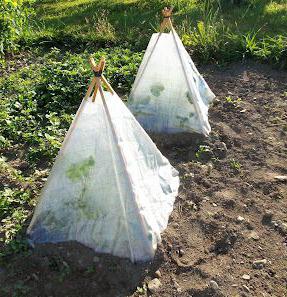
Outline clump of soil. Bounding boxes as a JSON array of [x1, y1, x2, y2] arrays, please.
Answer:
[[1, 62, 287, 297]]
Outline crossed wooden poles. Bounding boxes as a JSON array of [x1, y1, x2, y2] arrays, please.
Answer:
[[160, 7, 173, 32], [84, 57, 114, 102]]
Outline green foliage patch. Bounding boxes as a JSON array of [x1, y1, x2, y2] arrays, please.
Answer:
[[0, 47, 143, 166]]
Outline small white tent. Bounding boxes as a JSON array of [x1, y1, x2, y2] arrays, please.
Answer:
[[27, 58, 179, 262], [128, 8, 215, 136]]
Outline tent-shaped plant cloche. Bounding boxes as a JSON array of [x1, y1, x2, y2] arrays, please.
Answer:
[[27, 57, 179, 263], [128, 7, 215, 136]]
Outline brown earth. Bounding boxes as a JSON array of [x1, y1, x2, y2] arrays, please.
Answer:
[[0, 61, 287, 297]]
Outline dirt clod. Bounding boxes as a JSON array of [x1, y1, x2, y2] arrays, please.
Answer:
[[210, 230, 238, 254], [147, 278, 162, 293]]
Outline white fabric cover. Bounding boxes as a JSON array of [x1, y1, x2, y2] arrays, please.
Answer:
[[27, 91, 179, 262], [128, 30, 215, 136]]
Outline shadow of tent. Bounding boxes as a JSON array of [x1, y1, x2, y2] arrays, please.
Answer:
[[36, 1, 160, 29], [1, 216, 163, 297], [150, 132, 208, 164]]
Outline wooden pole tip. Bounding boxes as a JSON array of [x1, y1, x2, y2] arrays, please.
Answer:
[[89, 56, 106, 73], [162, 7, 173, 18]]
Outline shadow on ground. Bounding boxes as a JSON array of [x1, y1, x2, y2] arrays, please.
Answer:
[[1, 239, 163, 297]]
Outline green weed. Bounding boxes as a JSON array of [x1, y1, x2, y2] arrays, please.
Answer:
[[195, 145, 211, 160], [225, 96, 242, 107], [58, 261, 71, 282], [136, 284, 147, 295], [230, 159, 242, 171]]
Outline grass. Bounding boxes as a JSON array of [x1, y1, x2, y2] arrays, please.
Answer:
[[21, 0, 287, 64], [31, 0, 287, 40]]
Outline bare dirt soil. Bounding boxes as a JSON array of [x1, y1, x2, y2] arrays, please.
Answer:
[[1, 62, 287, 297]]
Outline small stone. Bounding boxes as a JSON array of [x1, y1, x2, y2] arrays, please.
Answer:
[[242, 285, 250, 292], [179, 249, 185, 257], [274, 175, 287, 182], [207, 163, 213, 174], [148, 278, 162, 293], [248, 231, 260, 241], [209, 280, 219, 290], [155, 270, 162, 278], [214, 141, 228, 159], [279, 222, 287, 235], [173, 279, 181, 292], [237, 216, 245, 223], [252, 259, 267, 269], [242, 274, 251, 280], [212, 203, 218, 207], [32, 273, 39, 281]]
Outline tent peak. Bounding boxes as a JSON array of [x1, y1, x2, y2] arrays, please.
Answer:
[[160, 7, 173, 32], [85, 56, 114, 102]]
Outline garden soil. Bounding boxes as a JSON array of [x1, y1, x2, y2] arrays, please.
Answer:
[[0, 61, 286, 297]]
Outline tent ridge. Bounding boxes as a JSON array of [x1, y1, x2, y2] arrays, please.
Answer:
[[98, 85, 135, 262], [170, 28, 208, 134], [99, 85, 152, 262], [130, 33, 162, 99]]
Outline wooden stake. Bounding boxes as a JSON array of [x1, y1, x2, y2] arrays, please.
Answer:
[[101, 75, 114, 94], [84, 77, 96, 100], [92, 83, 99, 102], [160, 7, 173, 32]]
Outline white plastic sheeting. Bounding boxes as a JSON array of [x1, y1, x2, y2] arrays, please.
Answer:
[[128, 30, 215, 136], [27, 90, 179, 262]]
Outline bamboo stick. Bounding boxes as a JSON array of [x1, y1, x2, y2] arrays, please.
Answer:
[[84, 77, 96, 100], [101, 75, 114, 94]]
